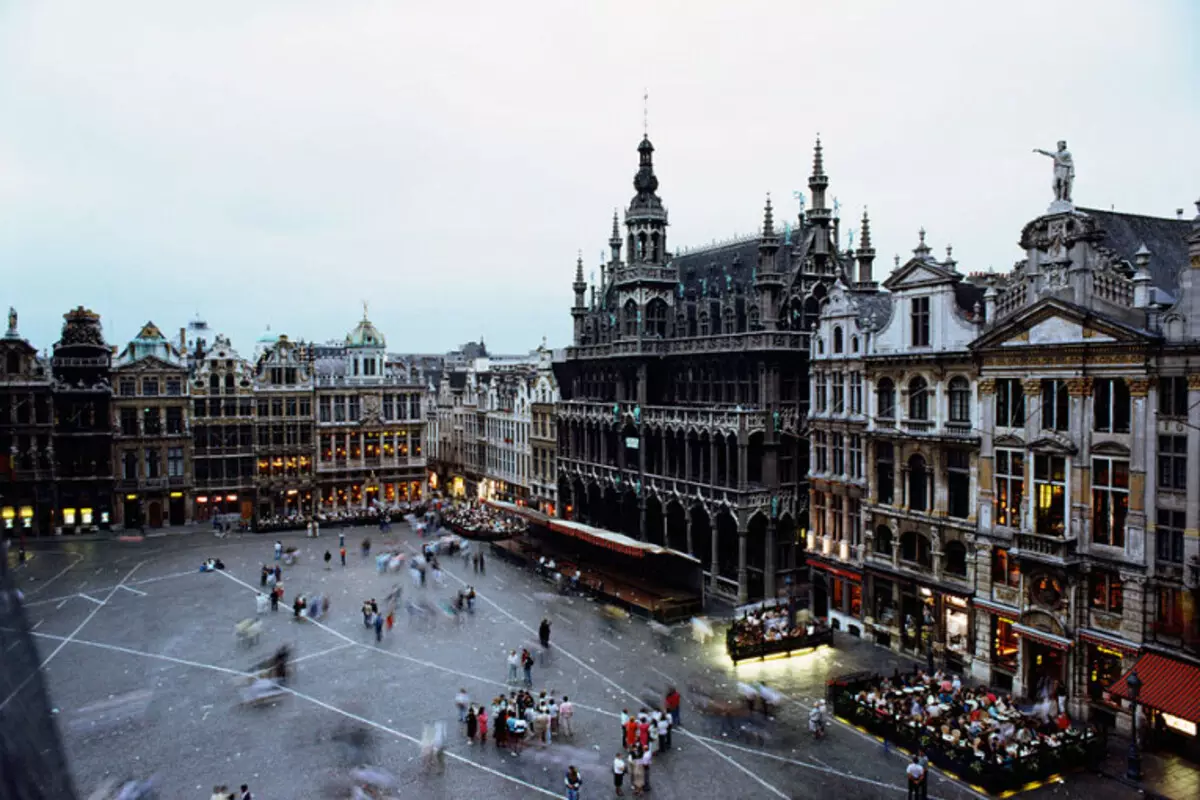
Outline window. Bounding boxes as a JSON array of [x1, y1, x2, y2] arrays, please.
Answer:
[[193, 399, 205, 418], [1041, 379, 1069, 431], [143, 378, 159, 396], [907, 453, 929, 512], [908, 377, 929, 420], [319, 397, 331, 423], [874, 526, 893, 556], [944, 540, 967, 576], [1156, 587, 1184, 636], [947, 449, 970, 519], [239, 398, 252, 416], [383, 395, 395, 420], [850, 372, 863, 414], [813, 431, 827, 473], [1158, 435, 1187, 491], [996, 379, 1025, 428], [145, 448, 160, 478], [831, 495, 843, 541], [911, 297, 930, 347], [1158, 376, 1188, 418], [948, 377, 971, 423], [994, 449, 1023, 527], [876, 378, 896, 419], [271, 398, 283, 418], [299, 398, 311, 417], [286, 398, 297, 417], [833, 326, 843, 353], [848, 498, 861, 547], [1034, 454, 1067, 536], [166, 378, 182, 396], [122, 451, 138, 480], [166, 407, 183, 435], [119, 378, 137, 396], [1156, 508, 1185, 564], [900, 531, 932, 567], [831, 433, 844, 475], [120, 408, 138, 436], [814, 373, 828, 413], [167, 447, 184, 477], [832, 373, 845, 414], [1092, 456, 1129, 547], [1090, 571, 1124, 614], [334, 397, 346, 422], [142, 408, 161, 436], [849, 434, 863, 479], [876, 442, 894, 505], [992, 548, 1020, 588], [812, 491, 826, 537], [1094, 378, 1131, 433]]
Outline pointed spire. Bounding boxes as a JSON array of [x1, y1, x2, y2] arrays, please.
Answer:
[[812, 134, 825, 178], [762, 194, 775, 237], [611, 209, 620, 241], [859, 207, 873, 250], [914, 227, 932, 259], [574, 250, 585, 283]]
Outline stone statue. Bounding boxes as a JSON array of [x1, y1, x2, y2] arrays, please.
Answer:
[[7, 307, 15, 334], [1033, 141, 1075, 204]]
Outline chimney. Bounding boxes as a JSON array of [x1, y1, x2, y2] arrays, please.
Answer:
[[179, 327, 187, 354], [1133, 244, 1153, 308]]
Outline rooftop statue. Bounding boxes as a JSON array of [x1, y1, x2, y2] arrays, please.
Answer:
[[1033, 140, 1075, 206]]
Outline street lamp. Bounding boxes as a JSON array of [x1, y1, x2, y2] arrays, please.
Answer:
[[1126, 669, 1143, 781]]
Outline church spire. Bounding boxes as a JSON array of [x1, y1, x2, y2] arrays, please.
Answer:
[[855, 207, 877, 287], [609, 208, 622, 264], [762, 194, 775, 238], [571, 251, 588, 344]]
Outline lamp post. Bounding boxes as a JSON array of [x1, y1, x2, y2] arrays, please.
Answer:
[[1126, 669, 1143, 781]]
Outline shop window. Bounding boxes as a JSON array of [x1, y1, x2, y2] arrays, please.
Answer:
[[1157, 435, 1187, 491], [849, 584, 862, 617], [996, 379, 1025, 428], [1041, 379, 1069, 431], [1156, 508, 1185, 564], [992, 548, 1020, 588], [1093, 378, 1131, 433], [1157, 376, 1188, 418], [1089, 571, 1124, 614], [944, 600, 970, 654], [1034, 454, 1067, 536], [1092, 456, 1128, 547], [1088, 645, 1123, 703], [874, 580, 895, 624], [947, 449, 970, 519], [876, 378, 896, 419], [944, 540, 968, 576], [874, 525, 893, 556], [992, 617, 1018, 671], [994, 448, 1024, 527]]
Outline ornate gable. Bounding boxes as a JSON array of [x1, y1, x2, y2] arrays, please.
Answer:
[[972, 297, 1156, 351], [882, 259, 959, 291]]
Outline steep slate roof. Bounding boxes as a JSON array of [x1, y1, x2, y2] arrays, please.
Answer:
[[1078, 207, 1190, 293], [953, 282, 986, 317], [855, 292, 893, 332]]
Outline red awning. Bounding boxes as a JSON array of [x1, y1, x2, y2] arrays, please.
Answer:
[[1108, 652, 1200, 724], [1078, 628, 1140, 655], [546, 519, 645, 558], [1012, 623, 1073, 651], [808, 559, 861, 583]]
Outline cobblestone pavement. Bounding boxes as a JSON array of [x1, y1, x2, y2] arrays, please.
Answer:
[[6, 525, 1193, 799]]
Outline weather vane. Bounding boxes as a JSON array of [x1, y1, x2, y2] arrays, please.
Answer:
[[643, 89, 649, 137]]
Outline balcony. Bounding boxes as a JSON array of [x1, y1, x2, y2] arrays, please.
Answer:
[[1013, 532, 1079, 565]]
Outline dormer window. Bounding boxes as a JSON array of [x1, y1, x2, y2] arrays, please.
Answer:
[[833, 326, 843, 354], [910, 297, 930, 347]]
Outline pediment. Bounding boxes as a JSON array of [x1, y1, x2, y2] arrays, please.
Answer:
[[1027, 433, 1077, 455], [117, 355, 181, 372], [973, 298, 1155, 351], [882, 260, 958, 290], [995, 433, 1026, 448], [1091, 441, 1130, 457]]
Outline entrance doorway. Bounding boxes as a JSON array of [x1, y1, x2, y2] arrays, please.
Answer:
[[1025, 641, 1067, 698], [147, 501, 163, 528], [811, 572, 828, 618], [169, 497, 185, 526], [123, 498, 141, 529]]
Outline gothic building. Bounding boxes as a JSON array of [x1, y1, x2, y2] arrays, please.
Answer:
[[314, 314, 427, 511], [555, 134, 848, 603], [50, 307, 115, 532], [190, 335, 256, 521], [112, 322, 191, 528], [252, 334, 315, 518], [0, 309, 54, 536]]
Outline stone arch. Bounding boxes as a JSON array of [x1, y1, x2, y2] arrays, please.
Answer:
[[644, 494, 664, 546], [690, 505, 712, 569], [715, 506, 738, 583], [746, 511, 769, 600], [620, 489, 640, 539], [666, 499, 688, 553]]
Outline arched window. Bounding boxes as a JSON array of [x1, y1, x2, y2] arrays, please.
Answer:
[[908, 453, 929, 512], [945, 540, 968, 576], [637, 232, 648, 261], [748, 306, 760, 330], [816, 338, 824, 355], [833, 326, 844, 353], [948, 377, 971, 423], [908, 376, 929, 420], [209, 374, 220, 392], [851, 335, 860, 353], [623, 300, 639, 337], [876, 378, 896, 419], [900, 531, 933, 568], [646, 299, 668, 338], [875, 525, 894, 556]]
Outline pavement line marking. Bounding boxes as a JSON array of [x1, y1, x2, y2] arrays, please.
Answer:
[[23, 628, 560, 797], [119, 585, 148, 597], [649, 665, 675, 683], [291, 643, 354, 664], [520, 592, 535, 602], [32, 619, 43, 630], [23, 553, 84, 596], [419, 540, 791, 800], [78, 594, 106, 606], [56, 598, 71, 610], [23, 569, 201, 608], [553, 612, 573, 624], [0, 560, 143, 712], [599, 638, 621, 651]]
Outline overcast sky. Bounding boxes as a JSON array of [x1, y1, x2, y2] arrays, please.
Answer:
[[1, 1, 1197, 356]]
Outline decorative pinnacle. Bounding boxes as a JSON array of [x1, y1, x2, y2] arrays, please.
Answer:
[[762, 193, 775, 236], [812, 135, 825, 178], [894, 254, 901, 268], [919, 227, 926, 245], [859, 207, 873, 250], [610, 209, 620, 241], [574, 251, 585, 283], [946, 245, 954, 260]]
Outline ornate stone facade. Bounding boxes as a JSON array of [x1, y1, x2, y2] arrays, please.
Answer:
[[0, 310, 54, 535], [252, 335, 315, 518]]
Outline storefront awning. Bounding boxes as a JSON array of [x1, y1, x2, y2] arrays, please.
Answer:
[[487, 501, 699, 562], [1078, 628, 1140, 656], [1108, 651, 1200, 724], [1012, 623, 1073, 651], [972, 597, 1021, 619], [806, 557, 862, 583]]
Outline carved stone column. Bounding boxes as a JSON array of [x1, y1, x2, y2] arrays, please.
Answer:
[[1127, 378, 1151, 561], [977, 378, 997, 530], [737, 521, 749, 604], [1021, 378, 1043, 437], [1187, 375, 1200, 539], [1067, 377, 1094, 541]]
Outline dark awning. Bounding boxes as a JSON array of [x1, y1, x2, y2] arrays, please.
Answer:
[[1107, 651, 1200, 724]]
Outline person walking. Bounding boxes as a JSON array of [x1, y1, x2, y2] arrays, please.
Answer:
[[639, 744, 653, 793], [559, 695, 575, 739], [917, 749, 930, 800], [456, 689, 470, 723], [269, 587, 279, 612], [539, 618, 552, 649], [306, 520, 314, 538], [477, 705, 488, 745], [630, 746, 646, 797], [522, 648, 535, 687], [478, 551, 485, 575], [507, 650, 520, 684], [664, 687, 681, 728], [339, 531, 345, 548], [373, 611, 384, 643], [466, 706, 478, 744], [238, 785, 252, 800], [612, 751, 628, 796], [260, 565, 269, 587], [906, 755, 925, 800], [274, 540, 282, 561], [273, 565, 281, 583], [340, 546, 346, 566], [324, 550, 332, 569], [565, 765, 582, 800]]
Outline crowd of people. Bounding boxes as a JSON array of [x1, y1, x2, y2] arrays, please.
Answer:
[[728, 602, 822, 647], [612, 702, 676, 796], [443, 502, 527, 537], [848, 668, 1097, 771]]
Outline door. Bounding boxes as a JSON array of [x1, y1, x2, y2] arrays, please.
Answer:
[[123, 498, 141, 529], [147, 502, 163, 528], [169, 497, 185, 526]]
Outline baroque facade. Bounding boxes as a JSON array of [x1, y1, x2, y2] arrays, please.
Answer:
[[112, 322, 191, 528], [555, 134, 849, 603], [0, 309, 54, 535], [190, 335, 256, 521], [252, 334, 315, 518], [811, 160, 1200, 738]]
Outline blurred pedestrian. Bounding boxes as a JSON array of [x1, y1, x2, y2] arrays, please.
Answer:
[[340, 546, 346, 566], [324, 550, 332, 569], [373, 611, 384, 642]]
